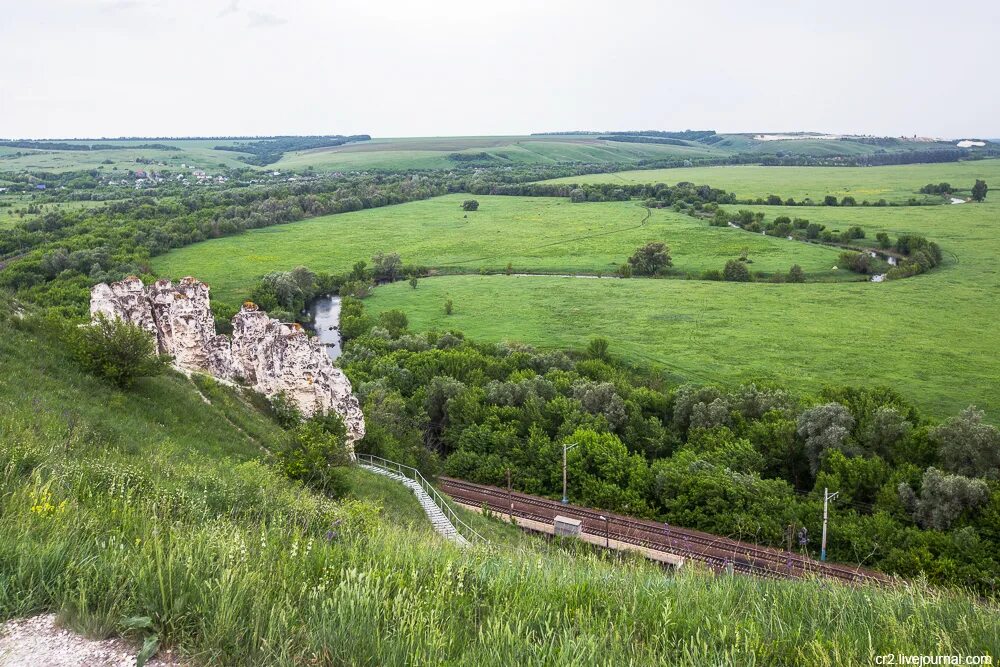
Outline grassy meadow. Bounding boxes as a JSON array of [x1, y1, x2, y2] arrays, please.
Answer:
[[154, 194, 850, 303], [1, 303, 997, 665], [542, 160, 1000, 202]]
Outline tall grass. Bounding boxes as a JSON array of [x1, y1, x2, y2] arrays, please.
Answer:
[[1, 311, 997, 665]]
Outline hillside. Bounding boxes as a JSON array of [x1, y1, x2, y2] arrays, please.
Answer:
[[2, 132, 994, 174], [0, 298, 997, 665]]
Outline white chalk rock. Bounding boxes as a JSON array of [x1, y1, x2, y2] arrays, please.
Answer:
[[89, 277, 365, 449]]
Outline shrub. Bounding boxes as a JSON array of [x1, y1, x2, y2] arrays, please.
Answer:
[[586, 337, 610, 361], [377, 309, 409, 337], [277, 414, 351, 495], [787, 265, 805, 283], [270, 391, 303, 428], [722, 259, 751, 282], [444, 298, 454, 315], [68, 314, 168, 388], [462, 199, 480, 211]]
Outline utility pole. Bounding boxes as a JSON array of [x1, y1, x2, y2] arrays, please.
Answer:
[[561, 442, 578, 504], [600, 515, 609, 548], [506, 467, 513, 521], [821, 487, 839, 562]]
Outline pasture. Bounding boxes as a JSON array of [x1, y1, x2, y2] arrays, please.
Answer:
[[541, 160, 1000, 202], [152, 161, 1000, 418], [153, 194, 850, 303]]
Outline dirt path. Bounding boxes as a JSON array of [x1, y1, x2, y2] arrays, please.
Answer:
[[0, 615, 183, 667]]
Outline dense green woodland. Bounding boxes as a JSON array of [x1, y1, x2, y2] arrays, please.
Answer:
[[324, 296, 1000, 593]]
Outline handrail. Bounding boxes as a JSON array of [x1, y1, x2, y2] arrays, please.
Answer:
[[356, 453, 488, 546]]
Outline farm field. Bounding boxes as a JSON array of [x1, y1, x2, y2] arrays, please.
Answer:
[[541, 160, 1000, 202], [153, 194, 852, 304], [270, 135, 728, 172]]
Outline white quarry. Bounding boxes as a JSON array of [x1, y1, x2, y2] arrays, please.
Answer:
[[90, 276, 365, 448]]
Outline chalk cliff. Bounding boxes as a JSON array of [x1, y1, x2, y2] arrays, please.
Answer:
[[90, 277, 365, 448]]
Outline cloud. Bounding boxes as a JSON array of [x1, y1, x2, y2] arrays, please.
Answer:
[[247, 10, 286, 27], [217, 0, 239, 17]]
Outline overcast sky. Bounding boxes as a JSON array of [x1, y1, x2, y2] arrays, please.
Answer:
[[2, 0, 997, 139]]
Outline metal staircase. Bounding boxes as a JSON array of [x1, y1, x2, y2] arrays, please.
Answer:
[[356, 454, 486, 547]]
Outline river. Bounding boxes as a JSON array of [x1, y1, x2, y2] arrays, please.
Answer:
[[306, 295, 342, 360]]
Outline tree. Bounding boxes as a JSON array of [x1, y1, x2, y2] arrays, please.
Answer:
[[68, 314, 168, 388], [627, 242, 672, 276], [971, 179, 988, 202], [932, 406, 1000, 478], [462, 199, 480, 211], [876, 232, 891, 249], [787, 264, 805, 283], [796, 402, 857, 474], [371, 252, 403, 282], [377, 309, 408, 337], [723, 259, 751, 282], [898, 467, 989, 530], [823, 195, 839, 206]]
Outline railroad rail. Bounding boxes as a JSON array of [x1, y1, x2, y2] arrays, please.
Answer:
[[438, 476, 891, 585]]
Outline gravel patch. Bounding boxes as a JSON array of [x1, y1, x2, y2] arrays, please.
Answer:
[[0, 615, 183, 667]]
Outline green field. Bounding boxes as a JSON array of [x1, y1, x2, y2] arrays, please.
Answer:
[[154, 194, 854, 303], [0, 195, 108, 229], [153, 162, 999, 418], [541, 160, 1000, 202], [0, 139, 253, 173], [270, 135, 728, 172]]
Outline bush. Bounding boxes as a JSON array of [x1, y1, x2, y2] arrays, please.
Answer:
[[277, 414, 351, 495], [462, 199, 480, 211], [787, 265, 805, 283], [587, 337, 610, 361], [68, 314, 168, 388], [444, 298, 454, 315], [270, 391, 303, 428], [377, 309, 409, 337], [722, 259, 751, 282]]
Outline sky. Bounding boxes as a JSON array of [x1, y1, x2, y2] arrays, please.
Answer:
[[1, 0, 997, 139]]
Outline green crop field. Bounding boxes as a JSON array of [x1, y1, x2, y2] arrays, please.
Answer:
[[270, 135, 728, 172], [153, 162, 999, 418], [154, 194, 853, 303], [541, 160, 1000, 202]]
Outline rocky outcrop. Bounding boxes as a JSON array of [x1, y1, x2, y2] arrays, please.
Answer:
[[90, 277, 365, 448]]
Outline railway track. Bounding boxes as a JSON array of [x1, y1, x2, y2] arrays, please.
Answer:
[[438, 476, 890, 585]]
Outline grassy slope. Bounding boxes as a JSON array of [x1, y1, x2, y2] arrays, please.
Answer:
[[540, 160, 1000, 202], [154, 194, 849, 304], [271, 135, 728, 172], [0, 307, 997, 664]]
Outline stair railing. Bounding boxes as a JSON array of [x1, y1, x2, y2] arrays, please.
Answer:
[[356, 453, 487, 545]]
